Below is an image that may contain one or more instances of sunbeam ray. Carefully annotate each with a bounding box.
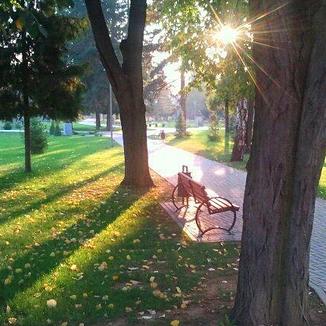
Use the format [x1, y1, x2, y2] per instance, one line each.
[230, 42, 270, 105]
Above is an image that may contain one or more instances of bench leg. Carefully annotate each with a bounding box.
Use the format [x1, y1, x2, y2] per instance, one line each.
[227, 210, 237, 232]
[171, 184, 188, 212]
[195, 203, 206, 235]
[195, 205, 238, 236]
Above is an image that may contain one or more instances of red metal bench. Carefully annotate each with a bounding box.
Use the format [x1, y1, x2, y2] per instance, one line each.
[171, 166, 240, 236]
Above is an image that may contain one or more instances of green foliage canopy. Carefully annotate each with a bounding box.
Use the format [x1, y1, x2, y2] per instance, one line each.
[0, 0, 86, 121]
[154, 0, 254, 104]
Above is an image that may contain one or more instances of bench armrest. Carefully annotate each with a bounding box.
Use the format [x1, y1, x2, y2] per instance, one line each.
[208, 196, 238, 210]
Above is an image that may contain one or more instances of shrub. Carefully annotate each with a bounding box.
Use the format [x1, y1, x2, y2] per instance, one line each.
[3, 121, 12, 130]
[49, 121, 56, 135]
[54, 122, 62, 136]
[31, 118, 48, 154]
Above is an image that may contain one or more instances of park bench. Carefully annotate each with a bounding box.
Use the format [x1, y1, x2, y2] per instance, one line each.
[172, 166, 240, 236]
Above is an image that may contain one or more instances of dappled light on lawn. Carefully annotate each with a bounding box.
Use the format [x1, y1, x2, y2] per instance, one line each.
[0, 134, 240, 325]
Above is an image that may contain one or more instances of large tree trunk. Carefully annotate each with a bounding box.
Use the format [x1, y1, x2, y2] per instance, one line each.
[85, 0, 153, 188]
[119, 95, 152, 186]
[224, 98, 230, 153]
[231, 99, 248, 162]
[232, 1, 326, 325]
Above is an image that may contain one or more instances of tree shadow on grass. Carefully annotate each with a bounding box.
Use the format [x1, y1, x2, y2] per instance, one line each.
[0, 184, 148, 308]
[0, 163, 124, 226]
[4, 200, 236, 326]
[0, 139, 118, 194]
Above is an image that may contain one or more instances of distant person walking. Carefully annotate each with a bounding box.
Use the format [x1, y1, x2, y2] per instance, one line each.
[160, 130, 166, 143]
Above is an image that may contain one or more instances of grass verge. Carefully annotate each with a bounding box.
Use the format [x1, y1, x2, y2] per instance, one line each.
[167, 130, 326, 200]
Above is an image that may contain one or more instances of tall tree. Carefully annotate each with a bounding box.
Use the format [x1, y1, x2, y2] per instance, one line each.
[85, 0, 153, 188]
[0, 0, 85, 172]
[232, 1, 326, 324]
[157, 0, 254, 146]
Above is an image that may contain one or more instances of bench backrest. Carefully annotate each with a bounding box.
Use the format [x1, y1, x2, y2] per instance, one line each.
[178, 172, 209, 203]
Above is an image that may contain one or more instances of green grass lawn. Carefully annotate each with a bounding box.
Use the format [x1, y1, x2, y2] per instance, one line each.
[41, 121, 107, 133]
[0, 133, 241, 325]
[1, 134, 325, 325]
[167, 130, 248, 171]
[167, 130, 326, 200]
[73, 123, 107, 132]
[73, 123, 121, 133]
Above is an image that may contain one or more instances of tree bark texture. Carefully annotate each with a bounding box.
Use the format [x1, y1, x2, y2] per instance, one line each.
[85, 0, 153, 188]
[232, 1, 326, 325]
[231, 99, 248, 162]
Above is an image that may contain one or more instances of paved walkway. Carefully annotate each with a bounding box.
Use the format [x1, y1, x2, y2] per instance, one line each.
[110, 132, 326, 305]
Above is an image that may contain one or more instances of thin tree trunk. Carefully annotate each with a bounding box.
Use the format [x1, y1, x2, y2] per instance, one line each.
[179, 66, 187, 136]
[231, 99, 247, 162]
[95, 112, 101, 130]
[224, 98, 230, 153]
[232, 1, 326, 324]
[106, 112, 110, 131]
[245, 101, 254, 154]
[23, 110, 31, 173]
[22, 28, 31, 173]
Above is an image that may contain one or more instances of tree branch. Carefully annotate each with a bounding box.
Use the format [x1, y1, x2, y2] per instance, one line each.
[84, 0, 124, 91]
[122, 0, 147, 74]
[150, 56, 172, 78]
